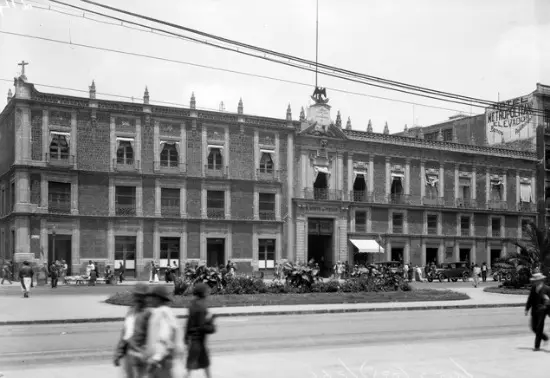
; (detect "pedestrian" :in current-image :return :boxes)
[184,283,216,378]
[19,261,34,298]
[153,262,160,283]
[149,261,155,283]
[146,285,185,377]
[481,262,488,282]
[89,268,97,286]
[86,260,94,277]
[49,262,58,288]
[403,262,409,280]
[114,283,150,378]
[525,273,550,351]
[1,261,12,285]
[472,263,481,288]
[119,262,126,283]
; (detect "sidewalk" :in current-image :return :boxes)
[0,286,526,325]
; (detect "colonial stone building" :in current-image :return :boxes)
[0,68,541,278]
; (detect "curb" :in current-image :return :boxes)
[0,302,524,326]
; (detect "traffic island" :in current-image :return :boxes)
[484,286,529,295]
[106,288,469,308]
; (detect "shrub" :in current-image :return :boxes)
[281,261,320,288]
[223,276,267,295]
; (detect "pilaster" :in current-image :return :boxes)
[252,224,259,264]
[275,188,281,221]
[532,172,536,201]
[224,189,231,219]
[72,219,80,272]
[516,171,520,204]
[109,116,116,171]
[471,243,477,264]
[199,224,206,262]
[472,167,477,200]
[70,176,79,215]
[42,109,49,161]
[108,178,115,216]
[404,158,411,195]
[40,175,48,208]
[200,186,206,218]
[385,157,391,195]
[337,153,344,191]
[253,187,259,220]
[201,127,207,177]
[347,153,353,199]
[439,164,444,198]
[153,221,160,261]
[286,133,295,262]
[180,224,188,264]
[107,220,114,262]
[438,240,444,264]
[71,110,77,167]
[420,242,426,266]
[420,159,426,198]
[153,121,160,166]
[454,242,460,261]
[454,164,459,199]
[40,218,47,263]
[295,217,306,264]
[180,184,187,218]
[155,179,161,216]
[254,131,259,180]
[136,181,143,217]
[404,241,410,264]
[180,123,187,173]
[502,171,507,202]
[274,133,280,172]
[136,220,144,274]
[301,151,308,190]
[386,239,392,262]
[224,127,230,177]
[485,167,490,204]
[368,155,374,194]
[226,224,233,259]
[135,118,142,170]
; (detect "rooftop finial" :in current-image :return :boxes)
[238,98,243,114]
[367,119,373,133]
[418,127,424,139]
[144,86,150,105]
[452,126,458,143]
[383,122,389,135]
[89,80,96,99]
[7,88,13,102]
[404,124,408,132]
[346,117,352,130]
[286,104,292,121]
[299,106,305,121]
[335,111,342,128]
[437,128,443,141]
[18,60,29,81]
[190,92,196,109]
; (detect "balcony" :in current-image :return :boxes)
[259,210,276,220]
[460,228,470,236]
[205,165,228,178]
[518,202,536,212]
[206,208,225,219]
[48,195,71,214]
[113,159,140,171]
[154,161,186,174]
[45,153,74,167]
[355,223,367,233]
[302,188,343,201]
[488,200,508,210]
[386,194,421,205]
[351,191,374,203]
[256,169,280,182]
[422,196,444,207]
[115,203,136,216]
[161,204,180,217]
[456,198,479,209]
[393,226,403,234]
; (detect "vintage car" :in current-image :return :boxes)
[429,261,471,282]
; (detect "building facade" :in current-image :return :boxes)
[0,72,540,278]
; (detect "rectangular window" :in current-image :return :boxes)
[115,186,136,216]
[48,181,71,214]
[258,239,275,269]
[458,178,471,199]
[259,152,274,174]
[355,211,367,232]
[160,237,180,268]
[259,193,275,220]
[392,213,404,234]
[427,214,438,235]
[207,148,223,170]
[490,180,502,201]
[460,216,470,236]
[443,129,452,141]
[206,190,225,219]
[161,188,180,216]
[491,217,501,237]
[115,236,136,277]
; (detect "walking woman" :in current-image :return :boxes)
[113,283,150,378]
[184,283,217,378]
[19,261,34,298]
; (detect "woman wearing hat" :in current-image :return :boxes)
[145,286,185,377]
[525,273,550,351]
[184,283,216,378]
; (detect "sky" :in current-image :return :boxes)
[0,0,549,133]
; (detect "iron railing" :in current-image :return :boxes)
[302,188,343,201]
[161,205,180,216]
[455,198,479,209]
[206,208,225,219]
[113,159,140,170]
[518,202,536,212]
[45,153,74,166]
[351,191,374,202]
[205,165,228,178]
[154,160,186,173]
[355,224,367,233]
[48,193,71,214]
[488,200,507,210]
[256,169,281,182]
[115,203,136,216]
[259,210,276,220]
[422,196,444,206]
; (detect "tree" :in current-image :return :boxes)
[497,221,550,286]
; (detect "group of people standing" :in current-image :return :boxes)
[148,261,180,284]
[115,283,216,377]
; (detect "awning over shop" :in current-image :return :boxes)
[350,239,384,253]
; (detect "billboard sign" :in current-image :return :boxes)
[485,94,535,145]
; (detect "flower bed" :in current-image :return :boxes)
[484,286,530,295]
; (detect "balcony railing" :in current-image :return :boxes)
[205,165,228,178]
[115,203,136,216]
[355,224,367,233]
[161,205,180,216]
[422,196,444,207]
[518,202,536,212]
[206,208,225,219]
[387,194,418,205]
[488,200,508,210]
[460,228,470,236]
[427,227,438,235]
[456,198,478,209]
[45,153,74,167]
[114,159,140,171]
[393,226,403,234]
[259,210,276,220]
[48,195,71,214]
[256,169,280,182]
[492,230,502,238]
[302,188,343,201]
[154,161,186,173]
[351,191,374,202]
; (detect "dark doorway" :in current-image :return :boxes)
[48,234,72,275]
[353,174,367,201]
[391,247,403,262]
[426,248,438,265]
[308,218,333,277]
[160,237,180,268]
[115,236,137,278]
[207,238,225,268]
[490,249,501,268]
[459,248,471,262]
[314,172,328,200]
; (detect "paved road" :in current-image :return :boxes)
[0,307,544,377]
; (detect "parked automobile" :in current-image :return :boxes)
[431,262,471,282]
[492,269,512,282]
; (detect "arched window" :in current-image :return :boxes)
[116,141,134,165]
[207,148,223,170]
[49,133,70,160]
[160,143,179,168]
[259,153,273,173]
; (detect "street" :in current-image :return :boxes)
[1,307,547,377]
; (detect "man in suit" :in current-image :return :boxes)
[525,273,550,351]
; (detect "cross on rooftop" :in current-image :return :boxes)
[18,60,29,76]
